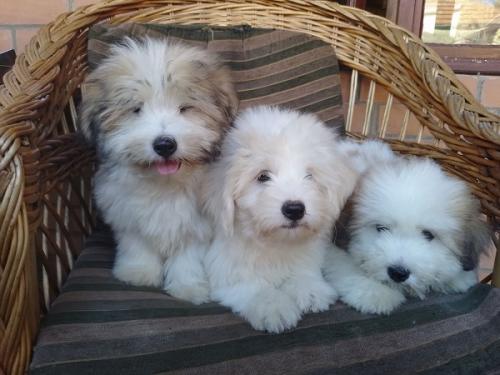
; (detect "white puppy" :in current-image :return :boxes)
[203,106,356,333]
[325,140,490,314]
[79,37,238,303]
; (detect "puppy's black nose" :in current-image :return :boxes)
[153,137,177,158]
[387,265,410,283]
[281,200,305,221]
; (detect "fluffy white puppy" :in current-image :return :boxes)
[203,106,356,333]
[79,37,238,303]
[336,139,395,175]
[325,140,490,314]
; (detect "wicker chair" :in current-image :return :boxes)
[0,1,499,374]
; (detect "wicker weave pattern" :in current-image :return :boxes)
[0,1,499,374]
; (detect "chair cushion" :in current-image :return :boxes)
[85,23,345,130]
[30,24,500,374]
[30,230,500,374]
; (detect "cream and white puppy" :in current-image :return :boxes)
[325,140,490,314]
[79,37,238,303]
[203,106,356,332]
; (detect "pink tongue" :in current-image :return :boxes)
[154,160,181,175]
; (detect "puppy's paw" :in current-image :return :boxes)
[244,290,301,333]
[292,279,338,313]
[447,270,478,293]
[165,279,210,305]
[113,262,163,288]
[342,281,405,315]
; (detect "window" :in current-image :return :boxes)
[422,0,499,45]
[350,0,500,74]
[422,0,500,73]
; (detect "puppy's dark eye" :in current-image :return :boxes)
[132,106,142,114]
[305,173,313,180]
[257,171,271,183]
[179,105,194,114]
[376,224,389,232]
[422,230,434,241]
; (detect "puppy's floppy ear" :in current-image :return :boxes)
[333,196,355,248]
[211,64,239,125]
[316,150,358,221]
[78,74,106,146]
[460,208,491,271]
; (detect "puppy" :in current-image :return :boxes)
[325,140,490,314]
[203,106,356,332]
[79,37,238,303]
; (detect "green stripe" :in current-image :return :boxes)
[144,24,272,40]
[42,305,229,327]
[32,286,490,374]
[84,240,115,248]
[89,24,273,46]
[77,252,113,259]
[65,276,118,285]
[239,66,339,100]
[61,283,156,293]
[49,298,217,313]
[73,261,114,269]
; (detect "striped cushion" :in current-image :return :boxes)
[30,230,500,374]
[85,23,345,130]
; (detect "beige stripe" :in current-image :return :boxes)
[51,291,164,306]
[234,47,337,89]
[268,89,340,113]
[160,36,207,48]
[36,313,243,346]
[239,78,339,108]
[208,30,308,51]
[231,47,336,82]
[209,33,316,60]
[66,268,112,279]
[315,107,344,124]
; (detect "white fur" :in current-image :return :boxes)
[325,140,488,314]
[96,167,211,303]
[80,38,237,304]
[337,138,395,175]
[203,106,356,332]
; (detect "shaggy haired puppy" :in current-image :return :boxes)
[203,106,356,332]
[79,37,238,303]
[325,140,490,314]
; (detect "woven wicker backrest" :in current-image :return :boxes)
[0,1,499,374]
